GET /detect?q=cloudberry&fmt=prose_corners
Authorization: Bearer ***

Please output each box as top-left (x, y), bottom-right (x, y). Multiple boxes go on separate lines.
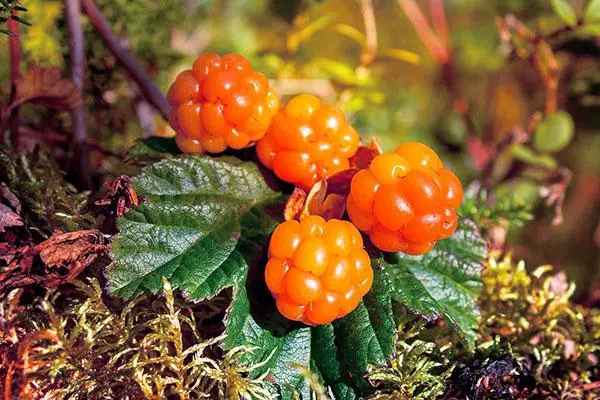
top-left (266, 217), bottom-right (373, 325)
top-left (346, 142), bottom-right (463, 255)
top-left (167, 53), bottom-right (279, 153)
top-left (257, 94), bottom-right (360, 190)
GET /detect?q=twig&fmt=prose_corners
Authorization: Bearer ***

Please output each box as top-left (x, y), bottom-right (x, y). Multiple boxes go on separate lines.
top-left (20, 126), bottom-right (121, 158)
top-left (359, 0), bottom-right (378, 65)
top-left (533, 41), bottom-right (560, 115)
top-left (65, 0), bottom-right (92, 189)
top-left (7, 9), bottom-right (21, 148)
top-left (81, 0), bottom-right (171, 120)
top-left (396, 0), bottom-right (448, 62)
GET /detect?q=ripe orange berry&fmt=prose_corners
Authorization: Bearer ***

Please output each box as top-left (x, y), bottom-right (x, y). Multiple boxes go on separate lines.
top-left (437, 168), bottom-right (464, 208)
top-left (167, 53), bottom-right (279, 154)
top-left (394, 141), bottom-right (443, 171)
top-left (265, 217), bottom-right (373, 325)
top-left (369, 153), bottom-right (409, 185)
top-left (175, 134), bottom-right (203, 153)
top-left (256, 94), bottom-right (360, 190)
top-left (346, 142), bottom-right (463, 255)
top-left (398, 170), bottom-right (442, 214)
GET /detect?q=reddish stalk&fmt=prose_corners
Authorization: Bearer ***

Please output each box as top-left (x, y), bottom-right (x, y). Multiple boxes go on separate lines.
top-left (429, 0), bottom-right (450, 49)
top-left (65, 0), bottom-right (93, 189)
top-left (396, 0), bottom-right (448, 62)
top-left (7, 9), bottom-right (21, 148)
top-left (81, 0), bottom-right (171, 121)
top-left (359, 0), bottom-right (378, 65)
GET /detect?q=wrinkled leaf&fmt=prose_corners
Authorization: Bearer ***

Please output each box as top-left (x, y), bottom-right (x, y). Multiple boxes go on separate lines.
top-left (312, 269), bottom-right (395, 398)
top-left (551, 0), bottom-right (578, 26)
top-left (6, 67), bottom-right (82, 113)
top-left (108, 155), bottom-right (279, 298)
top-left (381, 220), bottom-right (487, 347)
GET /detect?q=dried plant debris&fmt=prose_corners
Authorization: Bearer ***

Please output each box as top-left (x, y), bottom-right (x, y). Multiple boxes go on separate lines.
top-left (0, 230), bottom-right (107, 291)
top-left (445, 253), bottom-right (600, 400)
top-left (0, 278), bottom-right (272, 400)
top-left (93, 175), bottom-right (139, 233)
top-left (366, 311), bottom-right (453, 400)
top-left (0, 148), bottom-right (97, 234)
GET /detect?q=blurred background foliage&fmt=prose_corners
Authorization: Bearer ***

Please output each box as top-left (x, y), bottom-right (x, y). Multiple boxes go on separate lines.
top-left (1, 0), bottom-right (600, 296)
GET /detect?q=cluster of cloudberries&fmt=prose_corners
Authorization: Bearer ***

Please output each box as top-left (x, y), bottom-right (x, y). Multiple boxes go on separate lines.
top-left (167, 53), bottom-right (463, 325)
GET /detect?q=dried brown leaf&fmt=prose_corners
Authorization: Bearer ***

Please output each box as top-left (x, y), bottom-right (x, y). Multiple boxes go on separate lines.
top-left (301, 180), bottom-right (347, 221)
top-left (0, 204), bottom-right (23, 234)
top-left (350, 137), bottom-right (383, 169)
top-left (12, 68), bottom-right (83, 111)
top-left (284, 188), bottom-right (307, 221)
top-left (0, 230), bottom-right (107, 291)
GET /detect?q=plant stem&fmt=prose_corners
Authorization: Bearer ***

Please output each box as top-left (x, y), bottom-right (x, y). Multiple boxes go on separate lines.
top-left (429, 0), bottom-right (450, 49)
top-left (80, 0), bottom-right (171, 121)
top-left (396, 0), bottom-right (448, 62)
top-left (8, 9), bottom-right (21, 148)
top-left (65, 0), bottom-right (93, 189)
top-left (359, 0), bottom-right (378, 65)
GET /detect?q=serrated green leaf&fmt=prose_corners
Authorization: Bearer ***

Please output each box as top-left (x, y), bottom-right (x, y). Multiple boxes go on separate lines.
top-left (551, 0), bottom-right (578, 26)
top-left (382, 220), bottom-right (487, 347)
top-left (312, 269), bottom-right (395, 398)
top-left (585, 0), bottom-right (600, 22)
top-left (533, 111), bottom-right (575, 153)
top-left (108, 155), bottom-right (279, 298)
top-left (224, 226), bottom-right (311, 400)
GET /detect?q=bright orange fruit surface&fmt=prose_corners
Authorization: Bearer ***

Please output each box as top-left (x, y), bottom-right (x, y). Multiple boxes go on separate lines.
top-left (265, 217), bottom-right (373, 325)
top-left (347, 142), bottom-right (463, 255)
top-left (256, 94), bottom-right (360, 190)
top-left (167, 53), bottom-right (279, 153)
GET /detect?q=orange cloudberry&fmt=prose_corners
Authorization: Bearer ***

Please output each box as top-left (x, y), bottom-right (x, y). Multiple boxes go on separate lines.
top-left (256, 94), bottom-right (360, 190)
top-left (265, 217), bottom-right (373, 325)
top-left (346, 142), bottom-right (463, 255)
top-left (167, 53), bottom-right (279, 153)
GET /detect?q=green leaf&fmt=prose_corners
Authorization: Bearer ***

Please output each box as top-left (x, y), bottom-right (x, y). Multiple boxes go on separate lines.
top-left (382, 220), bottom-right (487, 347)
top-left (312, 269), bottom-right (395, 398)
top-left (551, 0), bottom-right (578, 26)
top-left (127, 137), bottom-right (180, 157)
top-left (575, 23), bottom-right (600, 36)
top-left (533, 111), bottom-right (575, 153)
top-left (224, 220), bottom-right (312, 400)
top-left (585, 0), bottom-right (600, 22)
top-left (511, 145), bottom-right (558, 170)
top-left (108, 155), bottom-right (279, 298)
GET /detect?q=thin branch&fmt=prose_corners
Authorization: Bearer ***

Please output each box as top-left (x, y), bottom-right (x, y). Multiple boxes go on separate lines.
top-left (7, 9), bottom-right (21, 148)
top-left (359, 0), bottom-right (378, 65)
top-left (20, 126), bottom-right (121, 158)
top-left (396, 0), bottom-right (448, 62)
top-left (429, 0), bottom-right (450, 49)
top-left (65, 0), bottom-right (92, 189)
top-left (81, 0), bottom-right (171, 121)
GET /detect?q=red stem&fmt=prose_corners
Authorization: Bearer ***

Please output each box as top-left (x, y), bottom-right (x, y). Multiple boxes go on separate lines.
top-left (360, 0), bottom-right (378, 65)
top-left (429, 0), bottom-right (450, 49)
top-left (8, 9), bottom-right (21, 148)
top-left (65, 0), bottom-right (93, 189)
top-left (80, 0), bottom-right (171, 120)
top-left (396, 0), bottom-right (449, 63)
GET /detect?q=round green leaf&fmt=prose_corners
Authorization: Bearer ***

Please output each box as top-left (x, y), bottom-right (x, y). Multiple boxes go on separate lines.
top-left (533, 111), bottom-right (575, 153)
